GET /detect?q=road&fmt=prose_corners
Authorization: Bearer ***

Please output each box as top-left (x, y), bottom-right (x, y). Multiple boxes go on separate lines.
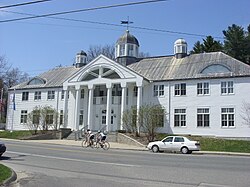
top-left (1, 139), bottom-right (250, 187)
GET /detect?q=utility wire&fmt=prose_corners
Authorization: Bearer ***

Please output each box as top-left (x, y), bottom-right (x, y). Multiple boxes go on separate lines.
top-left (0, 0), bottom-right (168, 23)
top-left (1, 9), bottom-right (223, 39)
top-left (0, 0), bottom-right (53, 9)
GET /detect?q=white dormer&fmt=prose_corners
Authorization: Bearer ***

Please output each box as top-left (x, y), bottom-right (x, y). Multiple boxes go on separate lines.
top-left (75, 50), bottom-right (87, 68)
top-left (174, 38), bottom-right (187, 59)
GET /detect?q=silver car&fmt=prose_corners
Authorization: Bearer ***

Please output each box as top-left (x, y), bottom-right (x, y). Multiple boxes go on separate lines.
top-left (147, 136), bottom-right (200, 154)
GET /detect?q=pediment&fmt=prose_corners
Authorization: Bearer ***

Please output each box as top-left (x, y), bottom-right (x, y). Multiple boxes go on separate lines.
top-left (65, 55), bottom-right (143, 85)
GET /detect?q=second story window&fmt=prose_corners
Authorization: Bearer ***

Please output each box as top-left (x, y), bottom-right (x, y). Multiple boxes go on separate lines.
top-left (174, 83), bottom-right (186, 96)
top-left (153, 85), bottom-right (164, 97)
top-left (221, 81), bottom-right (234, 95)
top-left (61, 90), bottom-right (65, 100)
top-left (47, 90), bottom-right (55, 100)
top-left (22, 92), bottom-right (29, 101)
top-left (34, 91), bottom-right (41, 100)
top-left (81, 89), bottom-right (84, 99)
top-left (197, 82), bottom-right (209, 95)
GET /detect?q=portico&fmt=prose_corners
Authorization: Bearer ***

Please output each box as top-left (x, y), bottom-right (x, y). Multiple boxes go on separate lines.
top-left (63, 55), bottom-right (145, 132)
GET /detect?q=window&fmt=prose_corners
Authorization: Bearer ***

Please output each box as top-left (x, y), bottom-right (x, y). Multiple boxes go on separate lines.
top-left (221, 108), bottom-right (235, 128)
top-left (174, 83), bottom-right (186, 96)
top-left (174, 137), bottom-right (184, 142)
top-left (153, 85), bottom-right (164, 97)
top-left (80, 89), bottom-right (84, 99)
top-left (34, 91), bottom-right (41, 100)
top-left (102, 116), bottom-right (106, 124)
top-left (61, 90), bottom-right (65, 100)
top-left (47, 91), bottom-right (55, 100)
top-left (133, 86), bottom-right (138, 97)
top-left (221, 81), bottom-right (234, 94)
top-left (163, 137), bottom-right (173, 142)
top-left (197, 82), bottom-right (209, 95)
top-left (46, 113), bottom-right (54, 124)
top-left (59, 110), bottom-right (63, 125)
top-left (119, 44), bottom-right (125, 56)
top-left (20, 110), bottom-right (27, 124)
top-left (174, 109), bottom-right (186, 127)
top-left (22, 92), bottom-right (29, 101)
top-left (33, 113), bottom-right (40, 124)
top-left (152, 109), bottom-right (164, 127)
top-left (128, 44), bottom-right (134, 56)
top-left (197, 108), bottom-right (210, 127)
top-left (79, 110), bottom-right (84, 125)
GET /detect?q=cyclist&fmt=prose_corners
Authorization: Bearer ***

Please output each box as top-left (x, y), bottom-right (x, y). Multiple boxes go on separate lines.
top-left (86, 129), bottom-right (95, 147)
top-left (96, 130), bottom-right (107, 147)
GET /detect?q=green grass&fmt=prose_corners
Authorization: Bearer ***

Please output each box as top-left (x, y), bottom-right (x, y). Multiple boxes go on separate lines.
top-left (0, 164), bottom-right (12, 184)
top-left (0, 130), bottom-right (33, 139)
top-left (156, 134), bottom-right (250, 153)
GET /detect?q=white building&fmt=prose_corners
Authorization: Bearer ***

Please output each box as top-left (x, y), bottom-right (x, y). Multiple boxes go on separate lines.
top-left (6, 31), bottom-right (250, 138)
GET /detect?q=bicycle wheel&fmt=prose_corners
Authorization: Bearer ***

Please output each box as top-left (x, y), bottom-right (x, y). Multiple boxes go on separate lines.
top-left (102, 141), bottom-right (110, 150)
top-left (81, 140), bottom-right (88, 148)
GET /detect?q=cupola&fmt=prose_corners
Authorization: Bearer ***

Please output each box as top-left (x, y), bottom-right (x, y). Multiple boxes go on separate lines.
top-left (75, 50), bottom-right (87, 68)
top-left (174, 38), bottom-right (188, 59)
top-left (115, 30), bottom-right (139, 66)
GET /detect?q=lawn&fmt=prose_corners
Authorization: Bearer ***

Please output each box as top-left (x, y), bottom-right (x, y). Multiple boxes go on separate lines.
top-left (0, 130), bottom-right (33, 139)
top-left (0, 164), bottom-right (12, 185)
top-left (156, 134), bottom-right (250, 153)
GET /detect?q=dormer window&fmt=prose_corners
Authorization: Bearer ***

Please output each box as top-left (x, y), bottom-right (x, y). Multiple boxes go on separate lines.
top-left (28, 77), bottom-right (45, 85)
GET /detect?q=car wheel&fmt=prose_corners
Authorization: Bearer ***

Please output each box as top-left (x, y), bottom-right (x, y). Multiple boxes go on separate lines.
top-left (181, 147), bottom-right (189, 154)
top-left (152, 145), bottom-right (159, 153)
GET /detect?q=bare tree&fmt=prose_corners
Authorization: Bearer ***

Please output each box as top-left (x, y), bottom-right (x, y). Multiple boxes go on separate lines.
top-left (122, 106), bottom-right (137, 133)
top-left (27, 105), bottom-right (59, 134)
top-left (122, 104), bottom-right (166, 142)
top-left (87, 44), bottom-right (150, 62)
top-left (139, 104), bottom-right (165, 142)
top-left (87, 44), bottom-right (115, 62)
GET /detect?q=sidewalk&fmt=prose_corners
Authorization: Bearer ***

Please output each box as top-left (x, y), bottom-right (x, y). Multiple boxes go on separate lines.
top-left (5, 139), bottom-right (148, 151)
top-left (3, 138), bottom-right (250, 156)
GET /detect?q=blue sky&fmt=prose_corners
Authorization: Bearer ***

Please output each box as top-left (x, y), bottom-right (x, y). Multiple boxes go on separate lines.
top-left (0, 0), bottom-right (249, 77)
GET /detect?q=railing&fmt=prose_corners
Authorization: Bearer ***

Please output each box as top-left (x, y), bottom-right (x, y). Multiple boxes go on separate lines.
top-left (93, 96), bottom-right (122, 105)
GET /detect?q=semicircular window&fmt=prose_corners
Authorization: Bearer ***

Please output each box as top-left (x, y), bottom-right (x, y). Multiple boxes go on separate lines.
top-left (28, 78), bottom-right (46, 85)
top-left (201, 64), bottom-right (231, 74)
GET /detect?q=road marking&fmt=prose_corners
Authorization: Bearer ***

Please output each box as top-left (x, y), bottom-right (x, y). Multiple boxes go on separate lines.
top-left (7, 151), bottom-right (138, 168)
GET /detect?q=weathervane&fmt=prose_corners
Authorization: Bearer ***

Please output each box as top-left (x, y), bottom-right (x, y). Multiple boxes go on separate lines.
top-left (121, 16), bottom-right (133, 31)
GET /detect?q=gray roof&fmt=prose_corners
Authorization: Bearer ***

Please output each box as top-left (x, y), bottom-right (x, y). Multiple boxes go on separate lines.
top-left (116, 30), bottom-right (139, 46)
top-left (10, 52), bottom-right (250, 90)
top-left (11, 66), bottom-right (79, 90)
top-left (128, 52), bottom-right (250, 81)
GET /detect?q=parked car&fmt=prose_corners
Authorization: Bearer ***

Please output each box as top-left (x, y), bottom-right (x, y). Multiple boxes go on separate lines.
top-left (147, 136), bottom-right (200, 154)
top-left (0, 140), bottom-right (6, 157)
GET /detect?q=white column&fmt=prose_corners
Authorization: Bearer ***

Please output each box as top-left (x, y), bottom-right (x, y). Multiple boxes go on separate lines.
top-left (136, 84), bottom-right (143, 135)
top-left (87, 85), bottom-right (94, 130)
top-left (63, 88), bottom-right (69, 128)
top-left (120, 82), bottom-right (127, 130)
top-left (74, 85), bottom-right (80, 131)
top-left (106, 83), bottom-right (112, 132)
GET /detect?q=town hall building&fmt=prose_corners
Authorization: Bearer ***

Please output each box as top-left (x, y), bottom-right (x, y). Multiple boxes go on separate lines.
top-left (6, 30), bottom-right (250, 138)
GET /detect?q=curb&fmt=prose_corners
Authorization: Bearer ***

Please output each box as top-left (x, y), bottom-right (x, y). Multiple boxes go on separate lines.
top-left (1, 167), bottom-right (17, 186)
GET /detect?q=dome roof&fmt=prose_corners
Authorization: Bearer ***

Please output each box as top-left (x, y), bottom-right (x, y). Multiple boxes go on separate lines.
top-left (77, 50), bottom-right (87, 56)
top-left (174, 38), bottom-right (187, 45)
top-left (116, 30), bottom-right (139, 46)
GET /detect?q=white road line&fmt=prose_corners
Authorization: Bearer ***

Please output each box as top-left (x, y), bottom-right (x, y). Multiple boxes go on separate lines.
top-left (7, 151), bottom-right (138, 168)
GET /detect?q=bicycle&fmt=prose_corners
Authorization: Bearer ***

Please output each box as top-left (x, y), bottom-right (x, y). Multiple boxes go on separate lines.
top-left (95, 140), bottom-right (110, 150)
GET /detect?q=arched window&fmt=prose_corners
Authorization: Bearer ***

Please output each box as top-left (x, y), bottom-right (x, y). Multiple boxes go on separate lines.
top-left (201, 64), bottom-right (231, 74)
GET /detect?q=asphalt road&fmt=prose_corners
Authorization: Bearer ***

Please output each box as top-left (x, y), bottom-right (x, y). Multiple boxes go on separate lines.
top-left (1, 139), bottom-right (250, 187)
